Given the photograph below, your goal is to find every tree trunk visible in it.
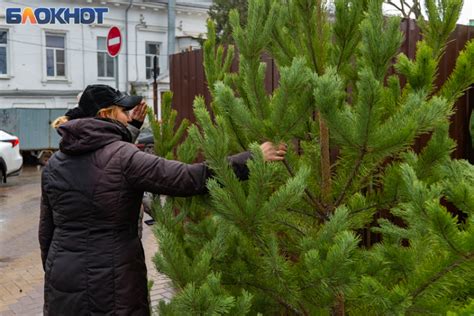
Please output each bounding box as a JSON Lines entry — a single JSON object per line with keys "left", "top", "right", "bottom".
{"left": 331, "top": 292, "right": 345, "bottom": 316}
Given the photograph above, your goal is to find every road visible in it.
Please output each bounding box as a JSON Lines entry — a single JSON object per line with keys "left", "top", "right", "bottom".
{"left": 0, "top": 166, "right": 173, "bottom": 315}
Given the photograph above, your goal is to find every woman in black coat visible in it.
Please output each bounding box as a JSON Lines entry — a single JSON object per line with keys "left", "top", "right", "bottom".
{"left": 39, "top": 84, "right": 287, "bottom": 316}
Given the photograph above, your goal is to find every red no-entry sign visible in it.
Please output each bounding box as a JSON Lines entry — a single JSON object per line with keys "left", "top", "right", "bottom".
{"left": 107, "top": 26, "right": 122, "bottom": 57}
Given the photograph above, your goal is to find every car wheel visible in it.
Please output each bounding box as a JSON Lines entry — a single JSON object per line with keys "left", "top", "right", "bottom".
{"left": 1, "top": 166, "right": 5, "bottom": 184}
{"left": 0, "top": 159, "right": 6, "bottom": 183}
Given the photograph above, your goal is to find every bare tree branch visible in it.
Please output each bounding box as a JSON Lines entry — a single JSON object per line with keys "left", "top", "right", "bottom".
{"left": 386, "top": 0, "right": 408, "bottom": 17}
{"left": 385, "top": 0, "right": 422, "bottom": 19}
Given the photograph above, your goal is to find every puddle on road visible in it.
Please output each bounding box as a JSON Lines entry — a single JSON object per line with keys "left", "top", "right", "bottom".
{"left": 0, "top": 166, "right": 42, "bottom": 215}
{"left": 0, "top": 256, "right": 14, "bottom": 263}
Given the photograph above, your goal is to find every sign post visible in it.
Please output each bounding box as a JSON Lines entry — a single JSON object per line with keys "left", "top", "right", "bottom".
{"left": 106, "top": 26, "right": 122, "bottom": 90}
{"left": 153, "top": 55, "right": 160, "bottom": 118}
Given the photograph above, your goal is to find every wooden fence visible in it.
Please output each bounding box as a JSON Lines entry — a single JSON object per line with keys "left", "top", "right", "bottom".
{"left": 170, "top": 19, "right": 474, "bottom": 161}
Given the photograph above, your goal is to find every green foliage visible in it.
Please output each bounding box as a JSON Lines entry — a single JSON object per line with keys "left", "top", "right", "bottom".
{"left": 405, "top": 121, "right": 456, "bottom": 181}
{"left": 331, "top": 0, "right": 366, "bottom": 82}
{"left": 147, "top": 91, "right": 190, "bottom": 160}
{"left": 367, "top": 163, "right": 474, "bottom": 313}
{"left": 418, "top": 0, "right": 464, "bottom": 57}
{"left": 447, "top": 299, "right": 474, "bottom": 316}
{"left": 440, "top": 40, "right": 474, "bottom": 105}
{"left": 203, "top": 20, "right": 235, "bottom": 94}
{"left": 292, "top": 0, "right": 332, "bottom": 74}
{"left": 217, "top": 57, "right": 314, "bottom": 143}
{"left": 359, "top": 0, "right": 403, "bottom": 81}
{"left": 396, "top": 41, "right": 437, "bottom": 93}
{"left": 158, "top": 273, "right": 253, "bottom": 315}
{"left": 229, "top": 0, "right": 277, "bottom": 60}
{"left": 208, "top": 0, "right": 248, "bottom": 44}
{"left": 437, "top": 159, "right": 474, "bottom": 216}
{"left": 152, "top": 0, "right": 474, "bottom": 314}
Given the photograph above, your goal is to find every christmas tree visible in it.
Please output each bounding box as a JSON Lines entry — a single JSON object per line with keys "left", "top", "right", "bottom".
{"left": 152, "top": 0, "right": 474, "bottom": 314}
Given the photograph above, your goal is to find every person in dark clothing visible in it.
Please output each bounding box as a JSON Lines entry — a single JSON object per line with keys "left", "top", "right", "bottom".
{"left": 39, "top": 84, "right": 287, "bottom": 316}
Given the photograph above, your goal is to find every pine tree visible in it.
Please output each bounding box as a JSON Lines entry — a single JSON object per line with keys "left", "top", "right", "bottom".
{"left": 152, "top": 0, "right": 474, "bottom": 314}
{"left": 146, "top": 91, "right": 192, "bottom": 161}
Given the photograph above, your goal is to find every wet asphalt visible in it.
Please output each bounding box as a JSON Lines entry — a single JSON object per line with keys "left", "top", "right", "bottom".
{"left": 0, "top": 166, "right": 173, "bottom": 315}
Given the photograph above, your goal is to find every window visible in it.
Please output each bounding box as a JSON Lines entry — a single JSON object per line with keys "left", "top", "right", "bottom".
{"left": 97, "top": 37, "right": 115, "bottom": 78}
{"left": 0, "top": 30, "right": 8, "bottom": 75}
{"left": 46, "top": 33, "right": 66, "bottom": 77}
{"left": 145, "top": 42, "right": 160, "bottom": 79}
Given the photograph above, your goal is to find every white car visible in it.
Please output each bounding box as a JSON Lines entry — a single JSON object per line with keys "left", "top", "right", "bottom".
{"left": 0, "top": 130, "right": 23, "bottom": 183}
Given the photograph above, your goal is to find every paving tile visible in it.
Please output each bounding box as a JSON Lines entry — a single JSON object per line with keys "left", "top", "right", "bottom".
{"left": 1, "top": 167, "right": 175, "bottom": 315}
{"left": 17, "top": 296, "right": 33, "bottom": 305}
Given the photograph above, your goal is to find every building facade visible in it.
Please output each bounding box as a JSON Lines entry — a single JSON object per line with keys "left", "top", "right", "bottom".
{"left": 0, "top": 0, "right": 210, "bottom": 118}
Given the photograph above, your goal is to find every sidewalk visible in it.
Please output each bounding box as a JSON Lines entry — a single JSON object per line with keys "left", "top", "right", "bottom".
{"left": 0, "top": 218, "right": 173, "bottom": 316}
{"left": 0, "top": 167, "right": 173, "bottom": 315}
{"left": 143, "top": 217, "right": 175, "bottom": 314}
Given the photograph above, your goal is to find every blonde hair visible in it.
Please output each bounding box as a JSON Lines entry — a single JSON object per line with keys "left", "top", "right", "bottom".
{"left": 51, "top": 105, "right": 123, "bottom": 129}
{"left": 96, "top": 105, "right": 123, "bottom": 119}
{"left": 51, "top": 116, "right": 69, "bottom": 129}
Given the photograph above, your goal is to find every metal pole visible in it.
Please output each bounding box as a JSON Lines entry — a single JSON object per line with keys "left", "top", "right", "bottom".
{"left": 125, "top": 0, "right": 134, "bottom": 93}
{"left": 153, "top": 55, "right": 159, "bottom": 116}
{"left": 115, "top": 56, "right": 119, "bottom": 90}
{"left": 167, "top": 0, "right": 175, "bottom": 71}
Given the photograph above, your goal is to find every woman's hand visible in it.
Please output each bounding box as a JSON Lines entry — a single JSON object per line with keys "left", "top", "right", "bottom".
{"left": 131, "top": 100, "right": 148, "bottom": 123}
{"left": 260, "top": 142, "right": 287, "bottom": 161}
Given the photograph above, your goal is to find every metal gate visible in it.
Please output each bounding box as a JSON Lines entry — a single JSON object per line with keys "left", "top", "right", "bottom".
{"left": 0, "top": 108, "right": 67, "bottom": 150}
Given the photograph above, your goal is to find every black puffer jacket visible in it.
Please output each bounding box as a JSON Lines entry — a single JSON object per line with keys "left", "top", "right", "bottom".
{"left": 39, "top": 118, "right": 251, "bottom": 316}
